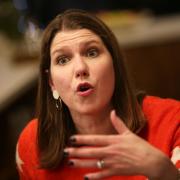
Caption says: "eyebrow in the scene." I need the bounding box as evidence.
[51,39,102,56]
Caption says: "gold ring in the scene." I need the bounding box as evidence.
[97,159,105,169]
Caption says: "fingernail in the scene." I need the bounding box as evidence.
[67,161,74,166]
[69,137,76,144]
[84,177,89,180]
[63,151,69,157]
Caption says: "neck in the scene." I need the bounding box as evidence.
[70,107,117,135]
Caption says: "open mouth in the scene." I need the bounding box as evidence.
[79,85,90,92]
[77,83,93,96]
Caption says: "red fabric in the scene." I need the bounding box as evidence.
[17,96,180,179]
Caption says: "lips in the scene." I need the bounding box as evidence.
[76,82,93,96]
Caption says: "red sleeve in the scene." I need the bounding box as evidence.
[171,109,180,169]
[16,119,38,179]
[142,96,180,169]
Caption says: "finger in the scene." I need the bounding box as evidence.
[69,134,119,146]
[110,110,129,134]
[64,147,106,159]
[85,168,115,180]
[66,158,98,168]
[68,157,114,169]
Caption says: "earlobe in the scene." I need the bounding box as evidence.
[52,90,59,100]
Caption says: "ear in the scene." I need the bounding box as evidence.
[49,76,60,100]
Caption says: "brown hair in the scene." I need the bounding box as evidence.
[36,9,145,169]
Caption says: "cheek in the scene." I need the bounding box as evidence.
[101,61,115,96]
[105,67,115,93]
[99,60,115,86]
[51,70,70,95]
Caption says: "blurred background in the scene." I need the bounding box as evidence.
[0,0,180,179]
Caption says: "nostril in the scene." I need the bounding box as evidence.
[76,71,89,78]
[83,72,88,76]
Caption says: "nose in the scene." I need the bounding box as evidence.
[74,56,89,79]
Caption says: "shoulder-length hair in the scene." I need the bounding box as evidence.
[36,9,145,169]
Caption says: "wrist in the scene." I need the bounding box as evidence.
[147,155,179,180]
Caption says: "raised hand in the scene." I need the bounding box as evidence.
[64,110,178,180]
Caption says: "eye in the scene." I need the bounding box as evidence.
[57,56,70,65]
[87,48,99,58]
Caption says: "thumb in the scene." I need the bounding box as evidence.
[110,110,129,134]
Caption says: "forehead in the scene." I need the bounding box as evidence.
[50,29,103,49]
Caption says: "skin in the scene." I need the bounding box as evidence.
[50,29,116,134]
[65,111,178,179]
[50,29,178,179]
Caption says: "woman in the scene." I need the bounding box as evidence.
[16,9,180,179]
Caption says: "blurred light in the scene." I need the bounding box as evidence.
[17,15,26,33]
[13,0,27,11]
[28,21,37,39]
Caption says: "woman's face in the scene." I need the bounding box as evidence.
[50,29,115,115]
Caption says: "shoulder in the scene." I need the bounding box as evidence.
[142,96,180,129]
[142,96,180,119]
[142,96,180,167]
[141,96,180,147]
[16,119,38,175]
[143,95,180,108]
[17,119,38,148]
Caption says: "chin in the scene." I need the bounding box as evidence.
[74,104,109,115]
[76,108,97,115]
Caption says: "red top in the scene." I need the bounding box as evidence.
[16,96,180,180]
